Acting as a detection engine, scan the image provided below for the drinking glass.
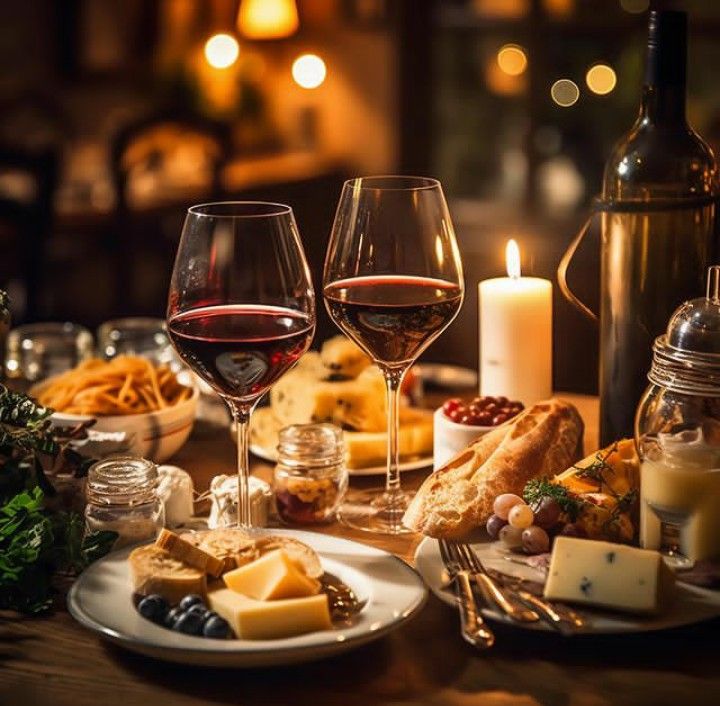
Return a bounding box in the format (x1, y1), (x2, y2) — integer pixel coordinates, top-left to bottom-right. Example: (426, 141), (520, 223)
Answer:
(167, 202), (315, 529)
(323, 176), (464, 534)
(5, 322), (94, 387)
(97, 317), (179, 369)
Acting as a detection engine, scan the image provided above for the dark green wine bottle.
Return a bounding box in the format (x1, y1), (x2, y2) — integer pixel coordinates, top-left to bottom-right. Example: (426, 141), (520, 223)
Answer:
(599, 10), (718, 446)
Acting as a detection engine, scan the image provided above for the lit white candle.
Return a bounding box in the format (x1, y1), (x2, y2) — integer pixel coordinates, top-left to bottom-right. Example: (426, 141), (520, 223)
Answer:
(478, 240), (553, 406)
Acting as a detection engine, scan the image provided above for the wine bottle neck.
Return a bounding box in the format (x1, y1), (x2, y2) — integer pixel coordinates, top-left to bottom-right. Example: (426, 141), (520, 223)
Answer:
(639, 84), (686, 126)
(640, 10), (687, 127)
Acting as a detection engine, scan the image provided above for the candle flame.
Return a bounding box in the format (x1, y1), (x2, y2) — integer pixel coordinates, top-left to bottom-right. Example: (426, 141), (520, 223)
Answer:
(506, 239), (521, 279)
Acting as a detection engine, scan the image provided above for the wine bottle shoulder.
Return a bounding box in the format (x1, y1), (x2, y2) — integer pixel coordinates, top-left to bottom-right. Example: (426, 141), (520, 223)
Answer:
(602, 120), (718, 200)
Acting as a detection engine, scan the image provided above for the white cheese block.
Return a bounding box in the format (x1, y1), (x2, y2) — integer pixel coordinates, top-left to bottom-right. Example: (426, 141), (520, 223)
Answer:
(544, 536), (676, 615)
(208, 588), (332, 639)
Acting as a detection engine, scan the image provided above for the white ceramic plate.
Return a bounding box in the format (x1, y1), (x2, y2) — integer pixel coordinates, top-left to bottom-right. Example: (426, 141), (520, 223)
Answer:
(68, 529), (427, 667)
(415, 536), (720, 634)
(250, 443), (432, 476)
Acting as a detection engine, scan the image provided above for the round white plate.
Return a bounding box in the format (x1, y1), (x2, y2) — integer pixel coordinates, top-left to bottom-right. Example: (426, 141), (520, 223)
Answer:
(415, 536), (720, 634)
(68, 529), (427, 667)
(250, 443), (432, 477)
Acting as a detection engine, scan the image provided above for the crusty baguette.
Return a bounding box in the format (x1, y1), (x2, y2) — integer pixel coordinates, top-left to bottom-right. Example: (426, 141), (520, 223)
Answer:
(403, 398), (584, 539)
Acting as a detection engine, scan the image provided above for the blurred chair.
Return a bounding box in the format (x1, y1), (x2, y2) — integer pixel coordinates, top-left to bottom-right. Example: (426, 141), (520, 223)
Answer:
(0, 146), (58, 322)
(108, 112), (231, 315)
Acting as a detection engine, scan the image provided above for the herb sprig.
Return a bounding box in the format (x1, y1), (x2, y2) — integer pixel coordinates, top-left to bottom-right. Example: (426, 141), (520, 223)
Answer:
(523, 478), (586, 521)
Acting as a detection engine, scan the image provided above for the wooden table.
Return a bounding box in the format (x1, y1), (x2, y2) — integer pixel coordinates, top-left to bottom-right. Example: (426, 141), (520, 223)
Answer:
(3, 394), (720, 706)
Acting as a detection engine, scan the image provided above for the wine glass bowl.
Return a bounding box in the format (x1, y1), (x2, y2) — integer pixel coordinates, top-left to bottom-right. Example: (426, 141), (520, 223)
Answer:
(323, 176), (464, 534)
(167, 202), (315, 529)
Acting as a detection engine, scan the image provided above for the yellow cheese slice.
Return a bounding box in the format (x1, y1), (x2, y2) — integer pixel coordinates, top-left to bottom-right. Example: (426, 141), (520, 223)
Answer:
(223, 549), (320, 600)
(208, 588), (332, 639)
(250, 407), (433, 470)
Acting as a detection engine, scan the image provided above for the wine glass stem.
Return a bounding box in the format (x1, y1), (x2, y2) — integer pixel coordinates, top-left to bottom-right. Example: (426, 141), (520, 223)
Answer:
(384, 367), (407, 497)
(230, 403), (253, 530)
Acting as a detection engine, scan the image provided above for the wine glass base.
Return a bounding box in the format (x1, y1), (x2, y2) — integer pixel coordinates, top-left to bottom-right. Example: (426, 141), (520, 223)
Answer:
(661, 550), (695, 571)
(337, 488), (415, 535)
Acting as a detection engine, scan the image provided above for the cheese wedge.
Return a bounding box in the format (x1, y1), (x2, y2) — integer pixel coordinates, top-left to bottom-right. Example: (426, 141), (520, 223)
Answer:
(269, 360), (387, 432)
(208, 588), (332, 639)
(129, 544), (206, 604)
(223, 549), (320, 600)
(155, 529), (225, 578)
(320, 335), (371, 378)
(544, 537), (676, 615)
(254, 535), (323, 578)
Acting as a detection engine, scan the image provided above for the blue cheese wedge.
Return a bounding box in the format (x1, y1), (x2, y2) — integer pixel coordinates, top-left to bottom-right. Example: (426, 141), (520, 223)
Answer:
(544, 537), (676, 615)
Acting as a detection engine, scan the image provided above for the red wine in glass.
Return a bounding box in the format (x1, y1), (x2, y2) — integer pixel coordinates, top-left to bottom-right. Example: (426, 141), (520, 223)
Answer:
(323, 275), (463, 365)
(167, 304), (314, 401)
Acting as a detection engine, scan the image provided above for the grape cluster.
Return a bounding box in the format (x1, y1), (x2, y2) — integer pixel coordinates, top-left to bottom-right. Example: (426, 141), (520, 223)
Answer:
(486, 493), (564, 554)
(442, 396), (524, 427)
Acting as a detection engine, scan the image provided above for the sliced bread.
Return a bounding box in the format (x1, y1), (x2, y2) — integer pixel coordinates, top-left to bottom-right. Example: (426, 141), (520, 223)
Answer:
(403, 398), (584, 539)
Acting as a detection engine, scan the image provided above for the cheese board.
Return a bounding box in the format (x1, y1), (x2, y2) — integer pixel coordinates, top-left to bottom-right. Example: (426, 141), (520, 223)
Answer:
(67, 529), (427, 667)
(414, 535), (720, 634)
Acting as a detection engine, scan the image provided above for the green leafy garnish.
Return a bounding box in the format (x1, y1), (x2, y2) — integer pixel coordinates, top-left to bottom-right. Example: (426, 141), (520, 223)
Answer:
(523, 478), (586, 522)
(0, 287), (117, 614)
(573, 443), (620, 496)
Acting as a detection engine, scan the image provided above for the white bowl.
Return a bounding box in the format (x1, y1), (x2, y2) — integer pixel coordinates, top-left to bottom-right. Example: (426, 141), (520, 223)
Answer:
(39, 383), (199, 463)
(433, 406), (493, 469)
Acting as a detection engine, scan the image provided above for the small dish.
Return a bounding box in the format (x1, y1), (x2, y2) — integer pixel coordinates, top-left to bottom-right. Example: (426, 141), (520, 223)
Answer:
(433, 407), (491, 469)
(35, 380), (199, 463)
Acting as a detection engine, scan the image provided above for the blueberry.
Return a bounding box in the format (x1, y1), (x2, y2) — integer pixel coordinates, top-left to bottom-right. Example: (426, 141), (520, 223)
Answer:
(174, 610), (205, 636)
(163, 606), (184, 628)
(137, 594), (169, 623)
(178, 594), (204, 611)
(203, 615), (231, 639)
(185, 603), (209, 621)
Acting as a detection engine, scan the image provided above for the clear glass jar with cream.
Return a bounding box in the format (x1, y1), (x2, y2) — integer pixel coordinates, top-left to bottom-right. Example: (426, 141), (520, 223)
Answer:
(85, 456), (165, 549)
(635, 267), (720, 568)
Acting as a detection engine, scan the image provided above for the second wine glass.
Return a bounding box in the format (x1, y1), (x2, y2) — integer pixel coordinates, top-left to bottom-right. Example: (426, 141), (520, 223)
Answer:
(323, 176), (464, 534)
(167, 202), (315, 530)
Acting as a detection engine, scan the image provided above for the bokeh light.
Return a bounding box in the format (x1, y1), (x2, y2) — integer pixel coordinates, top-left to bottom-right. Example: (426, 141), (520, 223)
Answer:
(292, 54), (327, 89)
(204, 33), (240, 69)
(586, 64), (617, 95)
(497, 44), (528, 76)
(620, 0), (649, 13)
(551, 79), (580, 107)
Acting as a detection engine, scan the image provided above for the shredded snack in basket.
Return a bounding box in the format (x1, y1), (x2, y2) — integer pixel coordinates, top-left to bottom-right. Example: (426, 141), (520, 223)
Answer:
(35, 356), (192, 415)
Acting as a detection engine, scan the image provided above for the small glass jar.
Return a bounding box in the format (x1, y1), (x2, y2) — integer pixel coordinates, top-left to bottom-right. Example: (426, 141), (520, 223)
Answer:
(273, 423), (348, 525)
(635, 266), (720, 567)
(85, 456), (165, 549)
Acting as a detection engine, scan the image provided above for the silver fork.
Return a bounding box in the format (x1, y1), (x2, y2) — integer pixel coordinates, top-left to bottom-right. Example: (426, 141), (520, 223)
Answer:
(452, 542), (539, 623)
(438, 539), (495, 649)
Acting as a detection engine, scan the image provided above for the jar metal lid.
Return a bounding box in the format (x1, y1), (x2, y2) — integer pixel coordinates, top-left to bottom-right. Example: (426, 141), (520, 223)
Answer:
(86, 455), (158, 505)
(277, 423), (345, 468)
(649, 266), (720, 396)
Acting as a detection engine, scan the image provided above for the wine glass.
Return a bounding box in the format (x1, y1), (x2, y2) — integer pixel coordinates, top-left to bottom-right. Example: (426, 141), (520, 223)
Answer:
(323, 176), (464, 534)
(167, 202), (315, 530)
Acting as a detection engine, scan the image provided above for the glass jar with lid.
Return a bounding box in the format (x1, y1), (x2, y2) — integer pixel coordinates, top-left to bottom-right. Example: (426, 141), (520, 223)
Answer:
(273, 423), (348, 524)
(635, 266), (720, 568)
(85, 456), (165, 548)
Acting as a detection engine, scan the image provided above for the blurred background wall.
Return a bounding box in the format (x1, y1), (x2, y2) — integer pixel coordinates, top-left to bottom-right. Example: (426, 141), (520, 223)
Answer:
(0, 0), (718, 394)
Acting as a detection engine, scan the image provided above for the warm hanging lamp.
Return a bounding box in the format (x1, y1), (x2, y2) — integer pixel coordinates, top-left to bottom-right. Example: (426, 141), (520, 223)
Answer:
(237, 0), (299, 39)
